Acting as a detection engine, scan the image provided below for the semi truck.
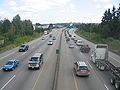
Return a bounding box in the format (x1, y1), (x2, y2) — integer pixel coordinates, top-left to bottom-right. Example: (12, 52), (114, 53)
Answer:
(91, 44), (120, 90)
(44, 31), (48, 35)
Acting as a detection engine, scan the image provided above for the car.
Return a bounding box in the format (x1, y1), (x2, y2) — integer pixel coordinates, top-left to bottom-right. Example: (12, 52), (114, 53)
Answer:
(71, 36), (75, 40)
(74, 38), (77, 43)
(42, 37), (45, 40)
(74, 61), (90, 77)
(49, 34), (52, 38)
(66, 37), (70, 42)
(2, 59), (19, 71)
(53, 36), (56, 40)
(47, 40), (53, 45)
(80, 45), (90, 53)
(76, 40), (84, 46)
(19, 44), (29, 52)
(69, 44), (75, 48)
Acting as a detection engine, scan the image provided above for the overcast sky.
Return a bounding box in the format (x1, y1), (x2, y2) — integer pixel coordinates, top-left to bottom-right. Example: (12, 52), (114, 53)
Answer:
(0, 0), (119, 24)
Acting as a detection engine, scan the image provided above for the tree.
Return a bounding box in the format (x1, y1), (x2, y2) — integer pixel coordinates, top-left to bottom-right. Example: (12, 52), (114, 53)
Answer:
(22, 20), (33, 35)
(12, 14), (22, 35)
(6, 24), (16, 41)
(2, 19), (11, 34)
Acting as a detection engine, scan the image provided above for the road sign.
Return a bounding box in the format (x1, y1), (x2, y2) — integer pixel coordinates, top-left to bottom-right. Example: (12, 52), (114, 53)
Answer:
(56, 49), (60, 54)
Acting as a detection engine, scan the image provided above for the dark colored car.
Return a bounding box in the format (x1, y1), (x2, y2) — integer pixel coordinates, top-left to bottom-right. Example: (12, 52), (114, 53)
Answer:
(53, 36), (56, 40)
(2, 59), (19, 71)
(49, 34), (52, 38)
(19, 44), (29, 52)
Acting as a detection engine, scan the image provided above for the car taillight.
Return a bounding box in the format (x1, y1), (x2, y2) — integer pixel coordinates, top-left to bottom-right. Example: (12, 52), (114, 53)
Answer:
(86, 70), (90, 72)
(76, 69), (81, 71)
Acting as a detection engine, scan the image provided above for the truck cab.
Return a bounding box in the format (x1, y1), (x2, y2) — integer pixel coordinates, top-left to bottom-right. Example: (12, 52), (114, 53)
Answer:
(91, 44), (108, 70)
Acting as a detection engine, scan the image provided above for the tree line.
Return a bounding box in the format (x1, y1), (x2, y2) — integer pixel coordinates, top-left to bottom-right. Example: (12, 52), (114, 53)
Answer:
(0, 14), (33, 44)
(77, 4), (120, 40)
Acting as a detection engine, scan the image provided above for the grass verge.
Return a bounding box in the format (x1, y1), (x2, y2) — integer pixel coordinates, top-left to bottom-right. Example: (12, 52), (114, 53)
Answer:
(0, 32), (43, 51)
(75, 29), (120, 55)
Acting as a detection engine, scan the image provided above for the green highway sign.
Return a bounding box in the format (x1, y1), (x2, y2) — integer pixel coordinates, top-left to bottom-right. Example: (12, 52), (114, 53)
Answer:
(56, 49), (60, 54)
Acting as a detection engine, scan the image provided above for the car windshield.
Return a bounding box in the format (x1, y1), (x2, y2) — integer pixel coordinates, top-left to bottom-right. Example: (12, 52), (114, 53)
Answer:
(21, 45), (25, 47)
(30, 57), (39, 61)
(78, 41), (82, 43)
(6, 61), (14, 65)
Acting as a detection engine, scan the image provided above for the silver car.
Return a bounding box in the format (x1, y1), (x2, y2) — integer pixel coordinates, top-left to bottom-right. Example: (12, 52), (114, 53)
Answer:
(69, 44), (75, 48)
(74, 61), (90, 77)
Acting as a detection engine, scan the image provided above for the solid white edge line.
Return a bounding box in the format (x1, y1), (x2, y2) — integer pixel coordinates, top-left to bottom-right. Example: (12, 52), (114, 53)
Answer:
(87, 61), (93, 69)
(109, 56), (120, 64)
(0, 75), (16, 90)
(104, 84), (109, 90)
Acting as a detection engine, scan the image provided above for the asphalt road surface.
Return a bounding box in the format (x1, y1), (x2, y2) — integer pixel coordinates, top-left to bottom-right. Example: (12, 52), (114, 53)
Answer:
(0, 28), (119, 90)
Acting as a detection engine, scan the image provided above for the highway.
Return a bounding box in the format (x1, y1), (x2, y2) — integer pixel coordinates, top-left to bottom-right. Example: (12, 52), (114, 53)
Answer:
(0, 28), (119, 90)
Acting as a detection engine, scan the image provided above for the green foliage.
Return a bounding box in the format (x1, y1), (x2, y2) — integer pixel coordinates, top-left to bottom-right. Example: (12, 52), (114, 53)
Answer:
(0, 14), (42, 51)
(76, 29), (120, 54)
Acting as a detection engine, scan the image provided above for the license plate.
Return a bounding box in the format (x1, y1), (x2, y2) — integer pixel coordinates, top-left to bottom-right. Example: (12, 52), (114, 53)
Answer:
(81, 70), (86, 73)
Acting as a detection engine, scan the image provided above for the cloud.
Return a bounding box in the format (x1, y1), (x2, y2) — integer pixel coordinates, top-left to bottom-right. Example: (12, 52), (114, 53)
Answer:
(104, 4), (113, 9)
(70, 3), (75, 9)
(8, 0), (17, 7)
(95, 4), (101, 8)
(0, 10), (13, 20)
(8, 0), (71, 13)
(92, 0), (110, 2)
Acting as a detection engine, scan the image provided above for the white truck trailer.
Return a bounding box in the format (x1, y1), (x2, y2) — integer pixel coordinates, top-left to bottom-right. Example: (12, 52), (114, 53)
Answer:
(44, 31), (47, 35)
(91, 44), (120, 90)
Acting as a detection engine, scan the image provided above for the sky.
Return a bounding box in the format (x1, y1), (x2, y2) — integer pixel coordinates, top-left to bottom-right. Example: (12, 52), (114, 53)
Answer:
(0, 0), (119, 24)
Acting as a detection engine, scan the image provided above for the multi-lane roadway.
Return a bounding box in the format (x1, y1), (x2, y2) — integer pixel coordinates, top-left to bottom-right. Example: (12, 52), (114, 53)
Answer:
(0, 28), (120, 90)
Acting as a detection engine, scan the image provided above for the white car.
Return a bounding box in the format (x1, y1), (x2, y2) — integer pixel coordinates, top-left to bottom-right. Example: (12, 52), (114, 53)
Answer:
(48, 40), (53, 45)
(69, 44), (75, 48)
(76, 40), (84, 46)
(42, 37), (45, 40)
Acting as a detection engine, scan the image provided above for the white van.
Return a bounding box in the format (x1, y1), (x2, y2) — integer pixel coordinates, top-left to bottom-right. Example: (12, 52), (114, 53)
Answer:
(74, 61), (90, 76)
(76, 40), (84, 46)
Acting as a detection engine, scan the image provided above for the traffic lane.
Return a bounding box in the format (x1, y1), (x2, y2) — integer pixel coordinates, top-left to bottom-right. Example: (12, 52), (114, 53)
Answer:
(0, 28), (58, 72)
(0, 39), (51, 90)
(32, 31), (61, 90)
(0, 35), (50, 69)
(71, 45), (115, 90)
(57, 33), (78, 90)
(0, 29), (60, 90)
(67, 47), (109, 90)
(0, 31), (49, 61)
(0, 36), (51, 89)
(64, 34), (111, 90)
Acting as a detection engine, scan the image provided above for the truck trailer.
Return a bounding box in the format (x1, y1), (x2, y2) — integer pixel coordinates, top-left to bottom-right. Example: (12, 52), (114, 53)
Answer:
(91, 44), (120, 90)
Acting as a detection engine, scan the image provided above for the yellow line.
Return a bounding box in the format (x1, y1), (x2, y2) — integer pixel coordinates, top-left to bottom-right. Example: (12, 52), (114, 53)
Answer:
(72, 71), (79, 90)
(32, 59), (48, 90)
